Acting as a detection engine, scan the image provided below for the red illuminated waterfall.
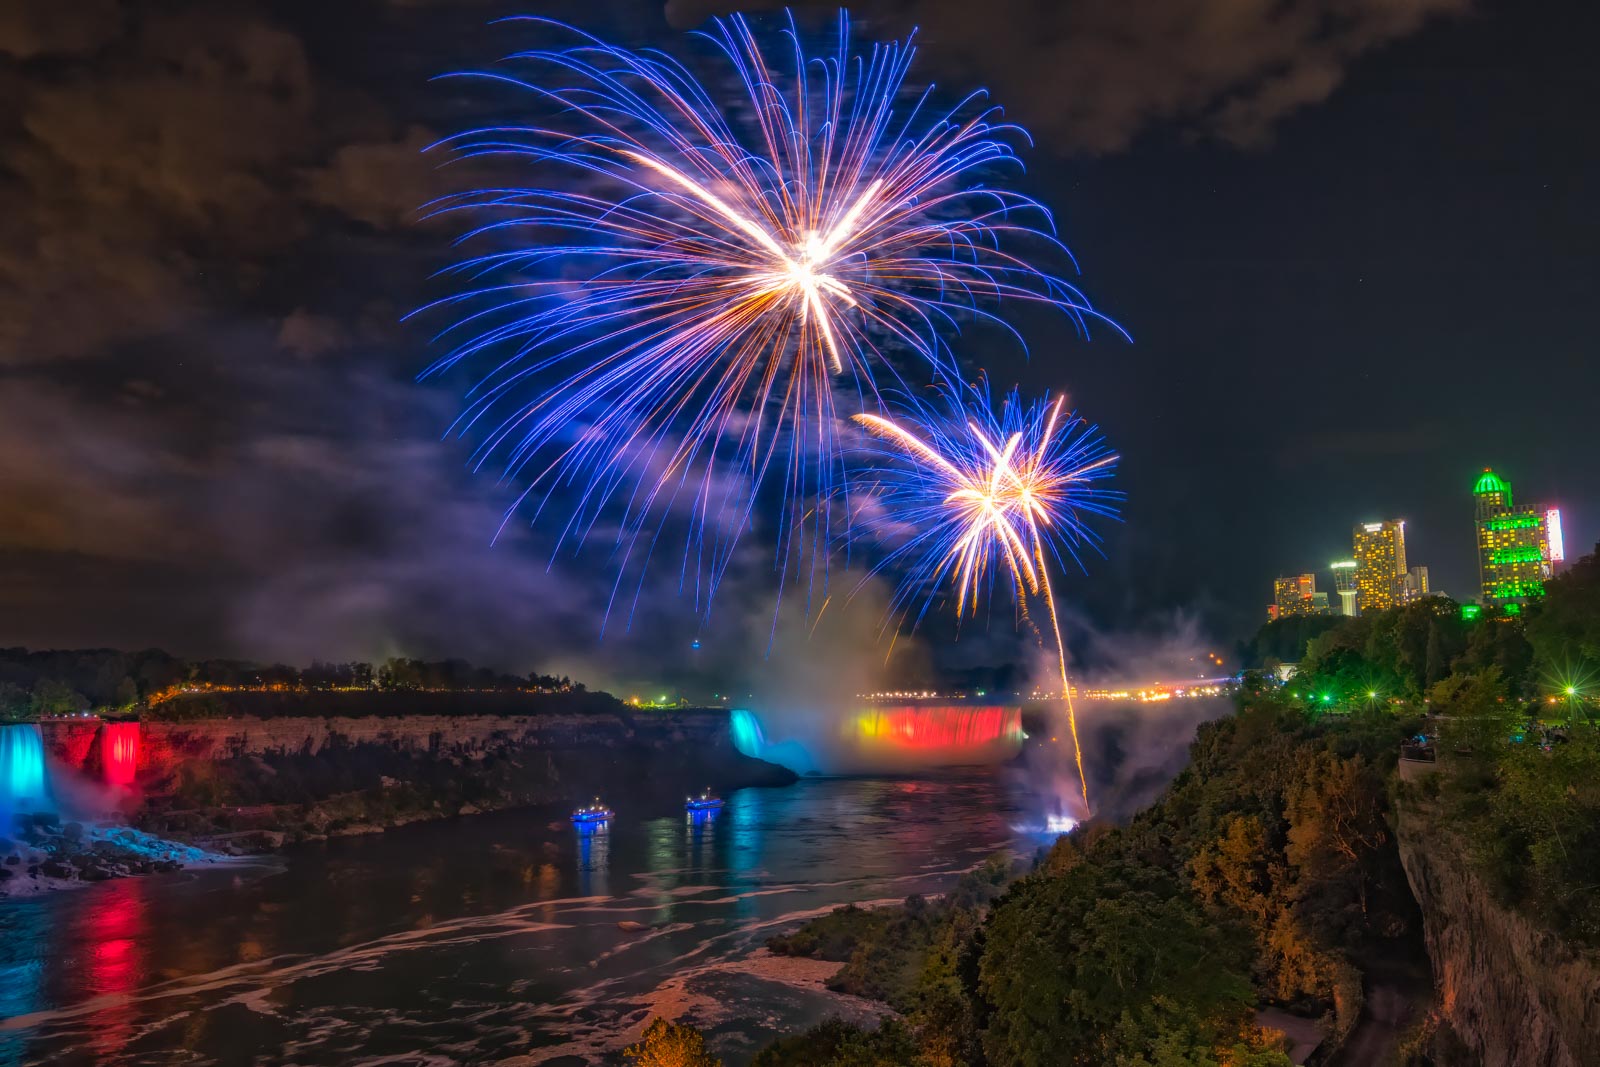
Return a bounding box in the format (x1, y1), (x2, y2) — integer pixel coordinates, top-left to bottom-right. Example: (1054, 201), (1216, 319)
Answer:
(842, 705), (1024, 767)
(103, 722), (140, 787)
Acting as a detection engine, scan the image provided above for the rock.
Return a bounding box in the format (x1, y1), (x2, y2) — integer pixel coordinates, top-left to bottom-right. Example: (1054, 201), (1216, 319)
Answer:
(81, 865), (115, 882)
(39, 859), (76, 880)
(61, 821), (85, 842)
(1395, 793), (1600, 1067)
(31, 812), (60, 830)
(0, 867), (11, 881)
(4, 854), (18, 866)
(458, 803), (482, 816)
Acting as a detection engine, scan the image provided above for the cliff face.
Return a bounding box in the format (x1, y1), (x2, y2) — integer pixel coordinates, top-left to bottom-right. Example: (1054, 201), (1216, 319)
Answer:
(38, 706), (794, 843)
(42, 709), (762, 780)
(1393, 794), (1600, 1067)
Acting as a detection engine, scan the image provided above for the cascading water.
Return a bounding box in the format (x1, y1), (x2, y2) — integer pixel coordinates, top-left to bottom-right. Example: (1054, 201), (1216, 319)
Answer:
(103, 722), (141, 787)
(731, 705), (1024, 775)
(1, 723), (53, 818)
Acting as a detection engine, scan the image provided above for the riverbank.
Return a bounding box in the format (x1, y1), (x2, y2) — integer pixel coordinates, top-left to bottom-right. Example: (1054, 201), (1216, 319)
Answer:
(1, 812), (217, 897)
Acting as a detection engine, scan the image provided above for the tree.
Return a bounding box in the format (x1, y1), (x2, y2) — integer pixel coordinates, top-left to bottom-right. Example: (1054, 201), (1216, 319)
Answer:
(979, 859), (1256, 1067)
(31, 678), (88, 715)
(1285, 753), (1388, 925)
(623, 1018), (721, 1067)
(1430, 668), (1516, 762)
(0, 680), (31, 721)
(1525, 550), (1600, 695)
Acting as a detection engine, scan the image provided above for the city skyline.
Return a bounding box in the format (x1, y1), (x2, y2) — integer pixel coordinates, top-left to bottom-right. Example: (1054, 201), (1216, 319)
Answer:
(1270, 463), (1580, 618)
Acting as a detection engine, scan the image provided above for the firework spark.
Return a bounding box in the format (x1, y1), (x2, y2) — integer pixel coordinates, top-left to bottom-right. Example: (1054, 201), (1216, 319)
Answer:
(852, 382), (1119, 805)
(417, 12), (1115, 624)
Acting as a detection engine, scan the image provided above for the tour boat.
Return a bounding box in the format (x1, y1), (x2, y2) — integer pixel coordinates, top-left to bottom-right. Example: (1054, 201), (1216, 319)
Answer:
(570, 799), (613, 825)
(684, 790), (724, 813)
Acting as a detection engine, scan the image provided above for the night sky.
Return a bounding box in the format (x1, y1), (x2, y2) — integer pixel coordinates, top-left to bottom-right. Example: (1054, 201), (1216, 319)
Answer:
(1, 0), (1595, 692)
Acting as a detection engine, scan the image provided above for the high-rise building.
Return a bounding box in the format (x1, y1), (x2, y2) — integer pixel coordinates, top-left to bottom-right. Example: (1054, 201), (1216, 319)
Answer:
(1546, 508), (1566, 577)
(1273, 573), (1330, 619)
(1403, 566), (1431, 602)
(1330, 560), (1358, 616)
(1473, 469), (1557, 604)
(1353, 521), (1407, 614)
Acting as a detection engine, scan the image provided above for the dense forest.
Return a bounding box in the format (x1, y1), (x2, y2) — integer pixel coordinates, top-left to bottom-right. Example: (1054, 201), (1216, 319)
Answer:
(0, 647), (580, 721)
(623, 547), (1600, 1066)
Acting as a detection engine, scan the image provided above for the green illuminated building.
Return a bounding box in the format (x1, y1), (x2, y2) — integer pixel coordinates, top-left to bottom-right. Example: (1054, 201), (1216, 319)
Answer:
(1473, 468), (1553, 604)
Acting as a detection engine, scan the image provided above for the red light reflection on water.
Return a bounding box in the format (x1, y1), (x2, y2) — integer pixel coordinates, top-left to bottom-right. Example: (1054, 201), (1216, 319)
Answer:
(80, 878), (147, 1057)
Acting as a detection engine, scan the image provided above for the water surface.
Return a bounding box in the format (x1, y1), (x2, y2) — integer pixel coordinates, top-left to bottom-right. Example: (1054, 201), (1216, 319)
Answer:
(1, 773), (1039, 1066)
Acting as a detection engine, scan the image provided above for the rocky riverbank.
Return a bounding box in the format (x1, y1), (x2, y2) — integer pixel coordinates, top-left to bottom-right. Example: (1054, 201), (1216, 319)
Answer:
(2, 811), (217, 897)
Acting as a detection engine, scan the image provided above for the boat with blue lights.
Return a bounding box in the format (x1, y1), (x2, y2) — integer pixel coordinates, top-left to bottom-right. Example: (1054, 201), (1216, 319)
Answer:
(570, 799), (613, 825)
(684, 789), (724, 813)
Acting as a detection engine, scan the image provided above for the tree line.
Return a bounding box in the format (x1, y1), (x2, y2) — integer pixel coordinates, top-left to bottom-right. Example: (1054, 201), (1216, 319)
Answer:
(0, 647), (579, 721)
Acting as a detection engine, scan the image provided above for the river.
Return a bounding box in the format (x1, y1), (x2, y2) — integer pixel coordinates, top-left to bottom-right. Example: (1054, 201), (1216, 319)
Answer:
(1, 691), (1233, 1066)
(1, 772), (1051, 1066)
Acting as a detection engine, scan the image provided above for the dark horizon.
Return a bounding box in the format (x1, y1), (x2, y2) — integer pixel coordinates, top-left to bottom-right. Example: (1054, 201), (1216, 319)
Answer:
(1, 0), (1595, 691)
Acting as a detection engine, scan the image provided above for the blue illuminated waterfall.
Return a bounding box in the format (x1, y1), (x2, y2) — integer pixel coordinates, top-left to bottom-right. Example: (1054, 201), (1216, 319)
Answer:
(0, 723), (52, 818)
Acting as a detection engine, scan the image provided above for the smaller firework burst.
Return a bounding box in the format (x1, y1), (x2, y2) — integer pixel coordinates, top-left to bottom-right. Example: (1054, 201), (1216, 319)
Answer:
(852, 380), (1119, 805)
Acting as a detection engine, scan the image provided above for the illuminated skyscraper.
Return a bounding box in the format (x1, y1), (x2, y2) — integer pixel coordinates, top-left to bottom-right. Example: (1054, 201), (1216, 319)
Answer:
(1273, 574), (1330, 619)
(1331, 560), (1358, 616)
(1473, 468), (1556, 604)
(1403, 566), (1431, 602)
(1353, 520), (1407, 613)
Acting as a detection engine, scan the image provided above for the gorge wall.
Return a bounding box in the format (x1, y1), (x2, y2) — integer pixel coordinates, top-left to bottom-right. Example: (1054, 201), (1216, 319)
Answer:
(36, 697), (794, 842)
(42, 707), (768, 780)
(1393, 792), (1600, 1067)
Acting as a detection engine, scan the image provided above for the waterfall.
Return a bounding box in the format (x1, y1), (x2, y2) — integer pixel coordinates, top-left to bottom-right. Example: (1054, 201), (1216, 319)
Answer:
(103, 722), (141, 787)
(1, 723), (53, 818)
(730, 705), (1024, 775)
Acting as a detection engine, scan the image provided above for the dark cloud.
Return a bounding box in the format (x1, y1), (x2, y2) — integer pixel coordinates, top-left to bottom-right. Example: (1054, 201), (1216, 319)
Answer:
(0, 0), (122, 60)
(302, 125), (442, 229)
(663, 0), (1471, 152)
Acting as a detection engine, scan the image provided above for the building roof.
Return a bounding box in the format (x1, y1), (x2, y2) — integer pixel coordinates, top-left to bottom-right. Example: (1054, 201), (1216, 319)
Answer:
(1474, 468), (1509, 495)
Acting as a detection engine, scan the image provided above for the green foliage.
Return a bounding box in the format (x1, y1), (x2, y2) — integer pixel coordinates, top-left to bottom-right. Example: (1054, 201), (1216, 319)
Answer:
(31, 678), (89, 715)
(751, 1019), (918, 1067)
(623, 1017), (721, 1067)
(1237, 616), (1344, 670)
(1454, 729), (1600, 943)
(768, 856), (1014, 1014)
(1525, 551), (1600, 682)
(1289, 598), (1470, 706)
(0, 680), (31, 721)
(978, 857), (1256, 1067)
